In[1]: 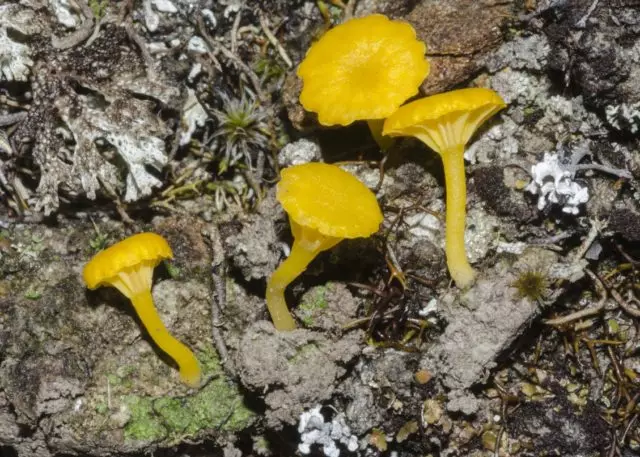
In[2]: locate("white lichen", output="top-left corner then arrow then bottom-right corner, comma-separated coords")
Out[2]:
143,0 -> 177,32
525,152 -> 589,215
178,89 -> 208,146
48,0 -> 80,28
404,212 -> 441,239
605,103 -> 640,134
55,96 -> 169,203
298,405 -> 359,457
278,139 -> 321,167
187,36 -> 209,54
0,27 -> 33,81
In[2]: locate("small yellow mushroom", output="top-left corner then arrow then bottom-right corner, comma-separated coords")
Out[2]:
83,232 -> 201,387
266,163 -> 383,331
383,88 -> 506,288
297,14 -> 429,150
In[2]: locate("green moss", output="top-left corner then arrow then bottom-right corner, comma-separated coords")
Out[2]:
298,286 -> 329,326
95,401 -> 109,415
88,0 -> 109,19
165,261 -> 181,279
289,342 -> 320,364
123,347 -> 254,443
124,396 -> 166,442
24,287 -> 42,300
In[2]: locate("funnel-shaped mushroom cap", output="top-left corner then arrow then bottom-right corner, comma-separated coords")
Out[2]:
277,162 -> 383,239
83,233 -> 173,290
297,14 -> 429,126
383,88 -> 506,153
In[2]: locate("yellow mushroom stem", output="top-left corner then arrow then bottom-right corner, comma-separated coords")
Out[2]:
366,119 -> 394,151
129,291 -> 201,387
266,220 -> 340,331
439,144 -> 476,288
110,264 -> 201,387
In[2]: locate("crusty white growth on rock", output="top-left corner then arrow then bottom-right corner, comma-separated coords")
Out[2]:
54,95 -> 169,203
525,152 -> 589,215
278,139 -> 321,167
143,0 -> 178,32
0,4 -> 39,82
48,0 -> 80,28
420,248 -> 559,391
298,405 -> 359,457
179,89 -> 208,146
0,25 -> 33,81
605,102 -> 640,134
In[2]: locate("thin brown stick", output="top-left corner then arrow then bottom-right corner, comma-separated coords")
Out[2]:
545,269 -> 607,326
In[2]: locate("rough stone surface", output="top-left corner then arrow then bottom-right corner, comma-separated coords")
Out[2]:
295,283 -> 361,333
236,321 -> 363,429
407,0 -> 516,95
421,248 -> 559,391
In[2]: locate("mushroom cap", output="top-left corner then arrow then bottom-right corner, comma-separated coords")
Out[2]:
83,232 -> 173,289
297,14 -> 429,126
382,87 -> 506,153
277,162 -> 383,239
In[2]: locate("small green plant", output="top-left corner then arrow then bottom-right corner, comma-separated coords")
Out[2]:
90,232 -> 109,252
165,262 -> 181,279
211,91 -> 270,174
89,0 -> 109,19
512,269 -> 549,302
24,287 -> 42,300
254,55 -> 286,82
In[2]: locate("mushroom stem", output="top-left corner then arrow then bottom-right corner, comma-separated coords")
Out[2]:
367,119 -> 394,151
440,145 -> 476,288
130,291 -> 201,387
266,241 -> 320,331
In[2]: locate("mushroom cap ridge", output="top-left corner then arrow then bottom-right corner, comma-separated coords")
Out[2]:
83,232 -> 173,289
277,163 -> 383,239
383,87 -> 506,134
297,14 -> 429,126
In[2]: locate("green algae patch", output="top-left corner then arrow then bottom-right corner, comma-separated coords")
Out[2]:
124,396 -> 166,442
123,348 -> 254,443
297,286 -> 329,326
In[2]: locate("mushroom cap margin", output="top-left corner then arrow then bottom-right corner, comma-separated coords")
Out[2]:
83,232 -> 173,289
277,162 -> 383,239
297,14 -> 429,126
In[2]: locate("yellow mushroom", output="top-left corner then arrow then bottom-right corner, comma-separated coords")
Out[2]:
83,232 -> 201,387
267,162 -> 383,331
297,14 -> 429,150
383,88 -> 506,288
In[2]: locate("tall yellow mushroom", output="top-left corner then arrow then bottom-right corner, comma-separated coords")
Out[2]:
383,88 -> 506,288
266,162 -> 383,331
83,232 -> 201,387
297,14 -> 429,150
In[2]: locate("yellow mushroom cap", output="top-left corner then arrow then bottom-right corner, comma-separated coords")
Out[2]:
83,232 -> 173,290
297,14 -> 429,126
382,87 -> 506,153
277,162 -> 383,239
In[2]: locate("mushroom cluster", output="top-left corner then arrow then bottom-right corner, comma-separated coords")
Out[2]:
296,14 -> 506,292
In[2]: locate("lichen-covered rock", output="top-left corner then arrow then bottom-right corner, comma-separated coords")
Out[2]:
420,248 -> 560,391
0,4 -> 38,81
236,321 -> 363,429
0,218 -> 254,457
295,283 -> 360,333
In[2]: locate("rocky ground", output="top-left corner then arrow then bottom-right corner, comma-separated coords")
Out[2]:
1,0 -> 639,456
